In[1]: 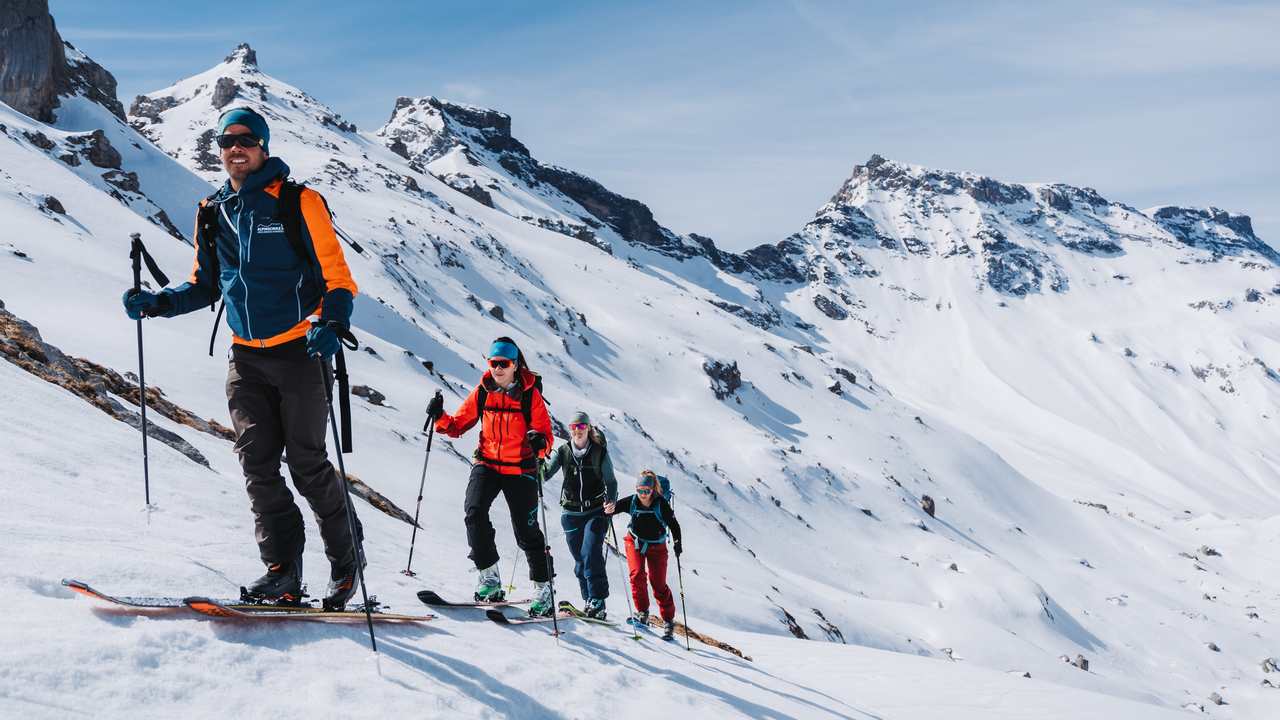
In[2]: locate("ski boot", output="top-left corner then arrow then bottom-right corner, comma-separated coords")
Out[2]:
663,619 -> 676,640
528,581 -> 554,618
631,609 -> 649,628
323,558 -> 363,611
474,564 -> 505,603
585,597 -> 606,620
242,555 -> 303,605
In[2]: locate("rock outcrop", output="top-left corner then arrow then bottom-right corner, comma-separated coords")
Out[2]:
0,0 -> 123,122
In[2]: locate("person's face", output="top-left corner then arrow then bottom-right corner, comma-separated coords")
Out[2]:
570,422 -> 588,447
220,123 -> 268,187
489,355 -> 516,386
636,485 -> 654,507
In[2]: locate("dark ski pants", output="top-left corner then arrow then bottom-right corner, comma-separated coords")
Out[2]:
561,510 -> 609,601
625,534 -> 675,621
227,340 -> 356,569
463,463 -> 549,582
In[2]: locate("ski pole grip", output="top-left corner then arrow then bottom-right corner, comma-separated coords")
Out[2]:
307,314 -> 321,328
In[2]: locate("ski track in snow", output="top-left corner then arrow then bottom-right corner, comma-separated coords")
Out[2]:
1,44 -> 1277,718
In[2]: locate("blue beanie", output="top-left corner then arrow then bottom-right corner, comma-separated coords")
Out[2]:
217,107 -> 270,154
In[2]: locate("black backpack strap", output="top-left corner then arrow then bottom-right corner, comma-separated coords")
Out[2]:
196,196 -> 226,357
276,180 -> 316,268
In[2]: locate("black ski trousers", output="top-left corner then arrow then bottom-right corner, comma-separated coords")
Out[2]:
226,339 -> 356,569
463,463 -> 550,582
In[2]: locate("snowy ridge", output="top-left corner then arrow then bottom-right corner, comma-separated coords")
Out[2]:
1,39 -> 1277,718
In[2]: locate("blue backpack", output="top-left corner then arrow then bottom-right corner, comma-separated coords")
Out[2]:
628,475 -> 673,552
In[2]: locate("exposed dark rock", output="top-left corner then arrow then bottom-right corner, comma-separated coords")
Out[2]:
1209,693 -> 1222,706
775,605 -> 809,640
1200,545 -> 1219,557
193,129 -> 222,172
1070,654 -> 1089,671
320,114 -> 356,133
84,129 -> 120,169
211,77 -> 239,109
351,384 -> 386,406
488,305 -> 505,322
0,1 -> 125,121
101,169 -> 139,194
921,495 -> 935,517
703,359 -> 741,400
224,43 -> 256,66
60,41 -> 123,119
1,303 -> 236,467
42,195 -> 63,213
435,172 -> 494,207
835,368 -> 857,386
57,152 -> 79,166
1039,185 -> 1072,212
128,94 -> 179,123
1245,288 -> 1262,302
0,0 -> 64,121
813,294 -> 848,320
1151,205 -> 1280,264
148,209 -> 185,241
22,129 -> 54,149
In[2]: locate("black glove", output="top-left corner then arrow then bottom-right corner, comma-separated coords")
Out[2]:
526,429 -> 548,453
122,288 -> 171,320
673,540 -> 683,557
426,392 -> 444,421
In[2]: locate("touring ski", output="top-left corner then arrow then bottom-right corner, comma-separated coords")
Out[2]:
185,597 -> 434,623
485,608 -> 575,626
558,600 -> 620,627
417,589 -> 530,608
62,579 -> 322,612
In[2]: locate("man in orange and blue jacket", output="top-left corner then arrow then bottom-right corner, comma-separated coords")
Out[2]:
122,107 -> 361,608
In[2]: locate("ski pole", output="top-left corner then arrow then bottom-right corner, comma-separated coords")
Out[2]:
505,551 -> 522,595
128,233 -> 168,511
675,552 -> 690,651
536,460 -> 561,637
403,390 -> 442,577
608,518 -> 640,639
309,316 -> 376,652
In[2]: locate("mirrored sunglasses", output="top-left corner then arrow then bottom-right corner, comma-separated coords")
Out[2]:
569,423 -> 588,431
635,488 -> 652,495
216,133 -> 263,149
488,358 -> 513,369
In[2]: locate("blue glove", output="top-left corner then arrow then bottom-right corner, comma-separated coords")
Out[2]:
305,325 -> 340,360
122,288 -> 171,320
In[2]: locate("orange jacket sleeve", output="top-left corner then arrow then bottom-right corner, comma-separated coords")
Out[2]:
436,385 -> 481,438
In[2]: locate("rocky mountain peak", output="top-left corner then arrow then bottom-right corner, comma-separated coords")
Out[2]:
223,43 -> 257,68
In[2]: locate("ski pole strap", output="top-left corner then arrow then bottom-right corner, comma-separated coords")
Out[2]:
129,236 -> 170,288
334,346 -> 353,453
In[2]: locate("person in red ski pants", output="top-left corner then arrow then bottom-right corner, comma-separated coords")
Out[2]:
606,471 -> 682,638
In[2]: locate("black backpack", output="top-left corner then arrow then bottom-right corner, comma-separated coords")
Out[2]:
473,371 -> 547,473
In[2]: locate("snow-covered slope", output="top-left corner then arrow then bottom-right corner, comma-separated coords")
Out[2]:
2,39 -> 1277,718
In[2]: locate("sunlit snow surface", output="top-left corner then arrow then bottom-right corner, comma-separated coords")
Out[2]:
1,46 -> 1277,718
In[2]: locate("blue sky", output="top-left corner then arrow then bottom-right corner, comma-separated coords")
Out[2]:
53,0 -> 1279,252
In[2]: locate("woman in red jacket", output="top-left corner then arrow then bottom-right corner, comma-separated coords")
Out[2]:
429,337 -> 557,616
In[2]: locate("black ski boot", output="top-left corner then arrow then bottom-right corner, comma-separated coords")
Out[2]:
663,619 -> 676,640
585,598 -> 606,620
242,556 -> 303,605
323,559 -> 362,611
